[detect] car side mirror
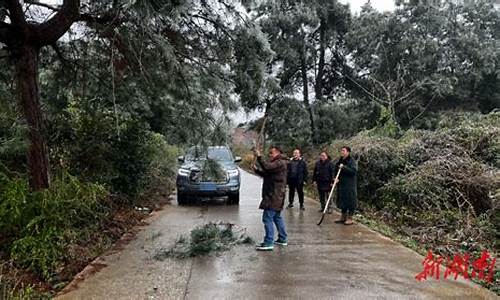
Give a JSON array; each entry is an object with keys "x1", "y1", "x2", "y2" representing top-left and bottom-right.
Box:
[
  {"x1": 177, "y1": 156, "x2": 185, "y2": 163},
  {"x1": 234, "y1": 156, "x2": 242, "y2": 163}
]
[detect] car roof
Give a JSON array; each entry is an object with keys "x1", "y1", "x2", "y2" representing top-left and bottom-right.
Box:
[{"x1": 189, "y1": 145, "x2": 229, "y2": 150}]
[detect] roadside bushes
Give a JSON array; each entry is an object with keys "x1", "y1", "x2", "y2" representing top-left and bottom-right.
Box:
[
  {"x1": 438, "y1": 111, "x2": 500, "y2": 167},
  {"x1": 0, "y1": 99, "x2": 181, "y2": 287},
  {"x1": 49, "y1": 98, "x2": 180, "y2": 200},
  {"x1": 328, "y1": 134, "x2": 405, "y2": 207},
  {"x1": 0, "y1": 170, "x2": 108, "y2": 279},
  {"x1": 398, "y1": 130, "x2": 468, "y2": 166},
  {"x1": 232, "y1": 144, "x2": 254, "y2": 171},
  {"x1": 327, "y1": 111, "x2": 499, "y2": 260},
  {"x1": 0, "y1": 98, "x2": 26, "y2": 173},
  {"x1": 0, "y1": 92, "x2": 179, "y2": 298},
  {"x1": 138, "y1": 132, "x2": 180, "y2": 199},
  {"x1": 379, "y1": 156, "x2": 495, "y2": 216}
]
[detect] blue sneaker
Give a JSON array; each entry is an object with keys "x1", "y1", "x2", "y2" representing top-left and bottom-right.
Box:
[
  {"x1": 255, "y1": 243, "x2": 274, "y2": 251},
  {"x1": 274, "y1": 239, "x2": 288, "y2": 246}
]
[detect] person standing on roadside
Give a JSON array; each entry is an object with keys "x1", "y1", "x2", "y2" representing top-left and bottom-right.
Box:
[
  {"x1": 253, "y1": 146, "x2": 289, "y2": 251},
  {"x1": 334, "y1": 146, "x2": 358, "y2": 225},
  {"x1": 312, "y1": 151, "x2": 334, "y2": 213},
  {"x1": 287, "y1": 149, "x2": 308, "y2": 210}
]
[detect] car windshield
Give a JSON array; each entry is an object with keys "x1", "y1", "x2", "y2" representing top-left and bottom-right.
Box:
[{"x1": 185, "y1": 147, "x2": 232, "y2": 161}]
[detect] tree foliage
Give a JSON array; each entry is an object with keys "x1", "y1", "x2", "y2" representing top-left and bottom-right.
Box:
[
  {"x1": 0, "y1": 0, "x2": 499, "y2": 294},
  {"x1": 346, "y1": 0, "x2": 500, "y2": 126}
]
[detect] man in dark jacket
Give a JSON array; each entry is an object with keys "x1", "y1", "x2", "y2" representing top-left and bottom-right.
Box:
[
  {"x1": 334, "y1": 146, "x2": 358, "y2": 225},
  {"x1": 287, "y1": 149, "x2": 308, "y2": 210},
  {"x1": 253, "y1": 146, "x2": 288, "y2": 251},
  {"x1": 312, "y1": 151, "x2": 334, "y2": 212}
]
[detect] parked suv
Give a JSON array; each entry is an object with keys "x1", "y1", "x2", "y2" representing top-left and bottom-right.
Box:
[{"x1": 176, "y1": 146, "x2": 242, "y2": 205}]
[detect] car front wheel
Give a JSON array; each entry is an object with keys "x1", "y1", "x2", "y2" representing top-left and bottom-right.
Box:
[
  {"x1": 227, "y1": 192, "x2": 239, "y2": 205},
  {"x1": 177, "y1": 191, "x2": 190, "y2": 205}
]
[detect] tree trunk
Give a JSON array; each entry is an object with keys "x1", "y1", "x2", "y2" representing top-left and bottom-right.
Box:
[
  {"x1": 16, "y1": 45, "x2": 50, "y2": 190},
  {"x1": 2, "y1": 0, "x2": 80, "y2": 190},
  {"x1": 315, "y1": 18, "x2": 326, "y2": 101},
  {"x1": 301, "y1": 53, "x2": 316, "y2": 144}
]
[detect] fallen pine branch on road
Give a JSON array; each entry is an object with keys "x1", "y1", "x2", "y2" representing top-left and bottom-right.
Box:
[{"x1": 153, "y1": 222, "x2": 254, "y2": 260}]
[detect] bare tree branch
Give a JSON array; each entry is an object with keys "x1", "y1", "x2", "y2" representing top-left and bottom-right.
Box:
[
  {"x1": 369, "y1": 77, "x2": 390, "y2": 105},
  {"x1": 410, "y1": 94, "x2": 437, "y2": 123},
  {"x1": 190, "y1": 13, "x2": 235, "y2": 42},
  {"x1": 394, "y1": 84, "x2": 419, "y2": 103},
  {"x1": 78, "y1": 12, "x2": 122, "y2": 25},
  {"x1": 25, "y1": 0, "x2": 60, "y2": 12},
  {"x1": 7, "y1": 0, "x2": 26, "y2": 27},
  {"x1": 0, "y1": 21, "x2": 13, "y2": 44},
  {"x1": 35, "y1": 0, "x2": 80, "y2": 45}
]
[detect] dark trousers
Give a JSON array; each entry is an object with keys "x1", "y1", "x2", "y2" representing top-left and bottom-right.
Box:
[
  {"x1": 288, "y1": 182, "x2": 304, "y2": 206},
  {"x1": 317, "y1": 182, "x2": 332, "y2": 209},
  {"x1": 318, "y1": 190, "x2": 328, "y2": 209},
  {"x1": 340, "y1": 192, "x2": 356, "y2": 216}
]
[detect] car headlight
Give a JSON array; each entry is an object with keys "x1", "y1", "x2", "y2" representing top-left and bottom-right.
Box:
[
  {"x1": 227, "y1": 169, "x2": 239, "y2": 177},
  {"x1": 178, "y1": 168, "x2": 190, "y2": 176}
]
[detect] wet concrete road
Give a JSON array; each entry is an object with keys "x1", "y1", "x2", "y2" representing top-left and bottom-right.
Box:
[{"x1": 58, "y1": 170, "x2": 497, "y2": 300}]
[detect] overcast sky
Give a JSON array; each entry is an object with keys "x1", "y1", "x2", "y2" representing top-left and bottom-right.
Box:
[
  {"x1": 342, "y1": 0, "x2": 395, "y2": 13},
  {"x1": 232, "y1": 0, "x2": 396, "y2": 125}
]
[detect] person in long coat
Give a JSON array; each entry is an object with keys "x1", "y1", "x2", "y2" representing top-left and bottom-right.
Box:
[
  {"x1": 312, "y1": 151, "x2": 334, "y2": 212},
  {"x1": 253, "y1": 146, "x2": 289, "y2": 251},
  {"x1": 334, "y1": 146, "x2": 358, "y2": 225}
]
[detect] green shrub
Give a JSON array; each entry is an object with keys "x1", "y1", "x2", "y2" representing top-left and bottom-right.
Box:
[
  {"x1": 438, "y1": 111, "x2": 500, "y2": 167},
  {"x1": 379, "y1": 155, "x2": 495, "y2": 215},
  {"x1": 138, "y1": 132, "x2": 180, "y2": 199},
  {"x1": 50, "y1": 98, "x2": 179, "y2": 199},
  {"x1": 328, "y1": 133, "x2": 405, "y2": 206},
  {"x1": 366, "y1": 106, "x2": 402, "y2": 139},
  {"x1": 0, "y1": 169, "x2": 30, "y2": 238},
  {"x1": 10, "y1": 227, "x2": 64, "y2": 280},
  {"x1": 107, "y1": 121, "x2": 152, "y2": 197},
  {"x1": 398, "y1": 129, "x2": 468, "y2": 167},
  {"x1": 232, "y1": 144, "x2": 254, "y2": 171},
  {"x1": 0, "y1": 260, "x2": 47, "y2": 299},
  {"x1": 0, "y1": 171, "x2": 108, "y2": 279},
  {"x1": 326, "y1": 111, "x2": 499, "y2": 261},
  {"x1": 0, "y1": 282, "x2": 37, "y2": 300},
  {"x1": 0, "y1": 96, "x2": 27, "y2": 172}
]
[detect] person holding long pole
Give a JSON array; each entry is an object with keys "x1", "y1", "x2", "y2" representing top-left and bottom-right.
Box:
[{"x1": 334, "y1": 146, "x2": 358, "y2": 225}]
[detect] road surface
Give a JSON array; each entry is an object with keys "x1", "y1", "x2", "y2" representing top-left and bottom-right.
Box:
[{"x1": 58, "y1": 170, "x2": 497, "y2": 299}]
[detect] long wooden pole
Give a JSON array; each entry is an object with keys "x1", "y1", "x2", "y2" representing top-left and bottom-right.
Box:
[
  {"x1": 252, "y1": 101, "x2": 270, "y2": 167},
  {"x1": 317, "y1": 168, "x2": 342, "y2": 226}
]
